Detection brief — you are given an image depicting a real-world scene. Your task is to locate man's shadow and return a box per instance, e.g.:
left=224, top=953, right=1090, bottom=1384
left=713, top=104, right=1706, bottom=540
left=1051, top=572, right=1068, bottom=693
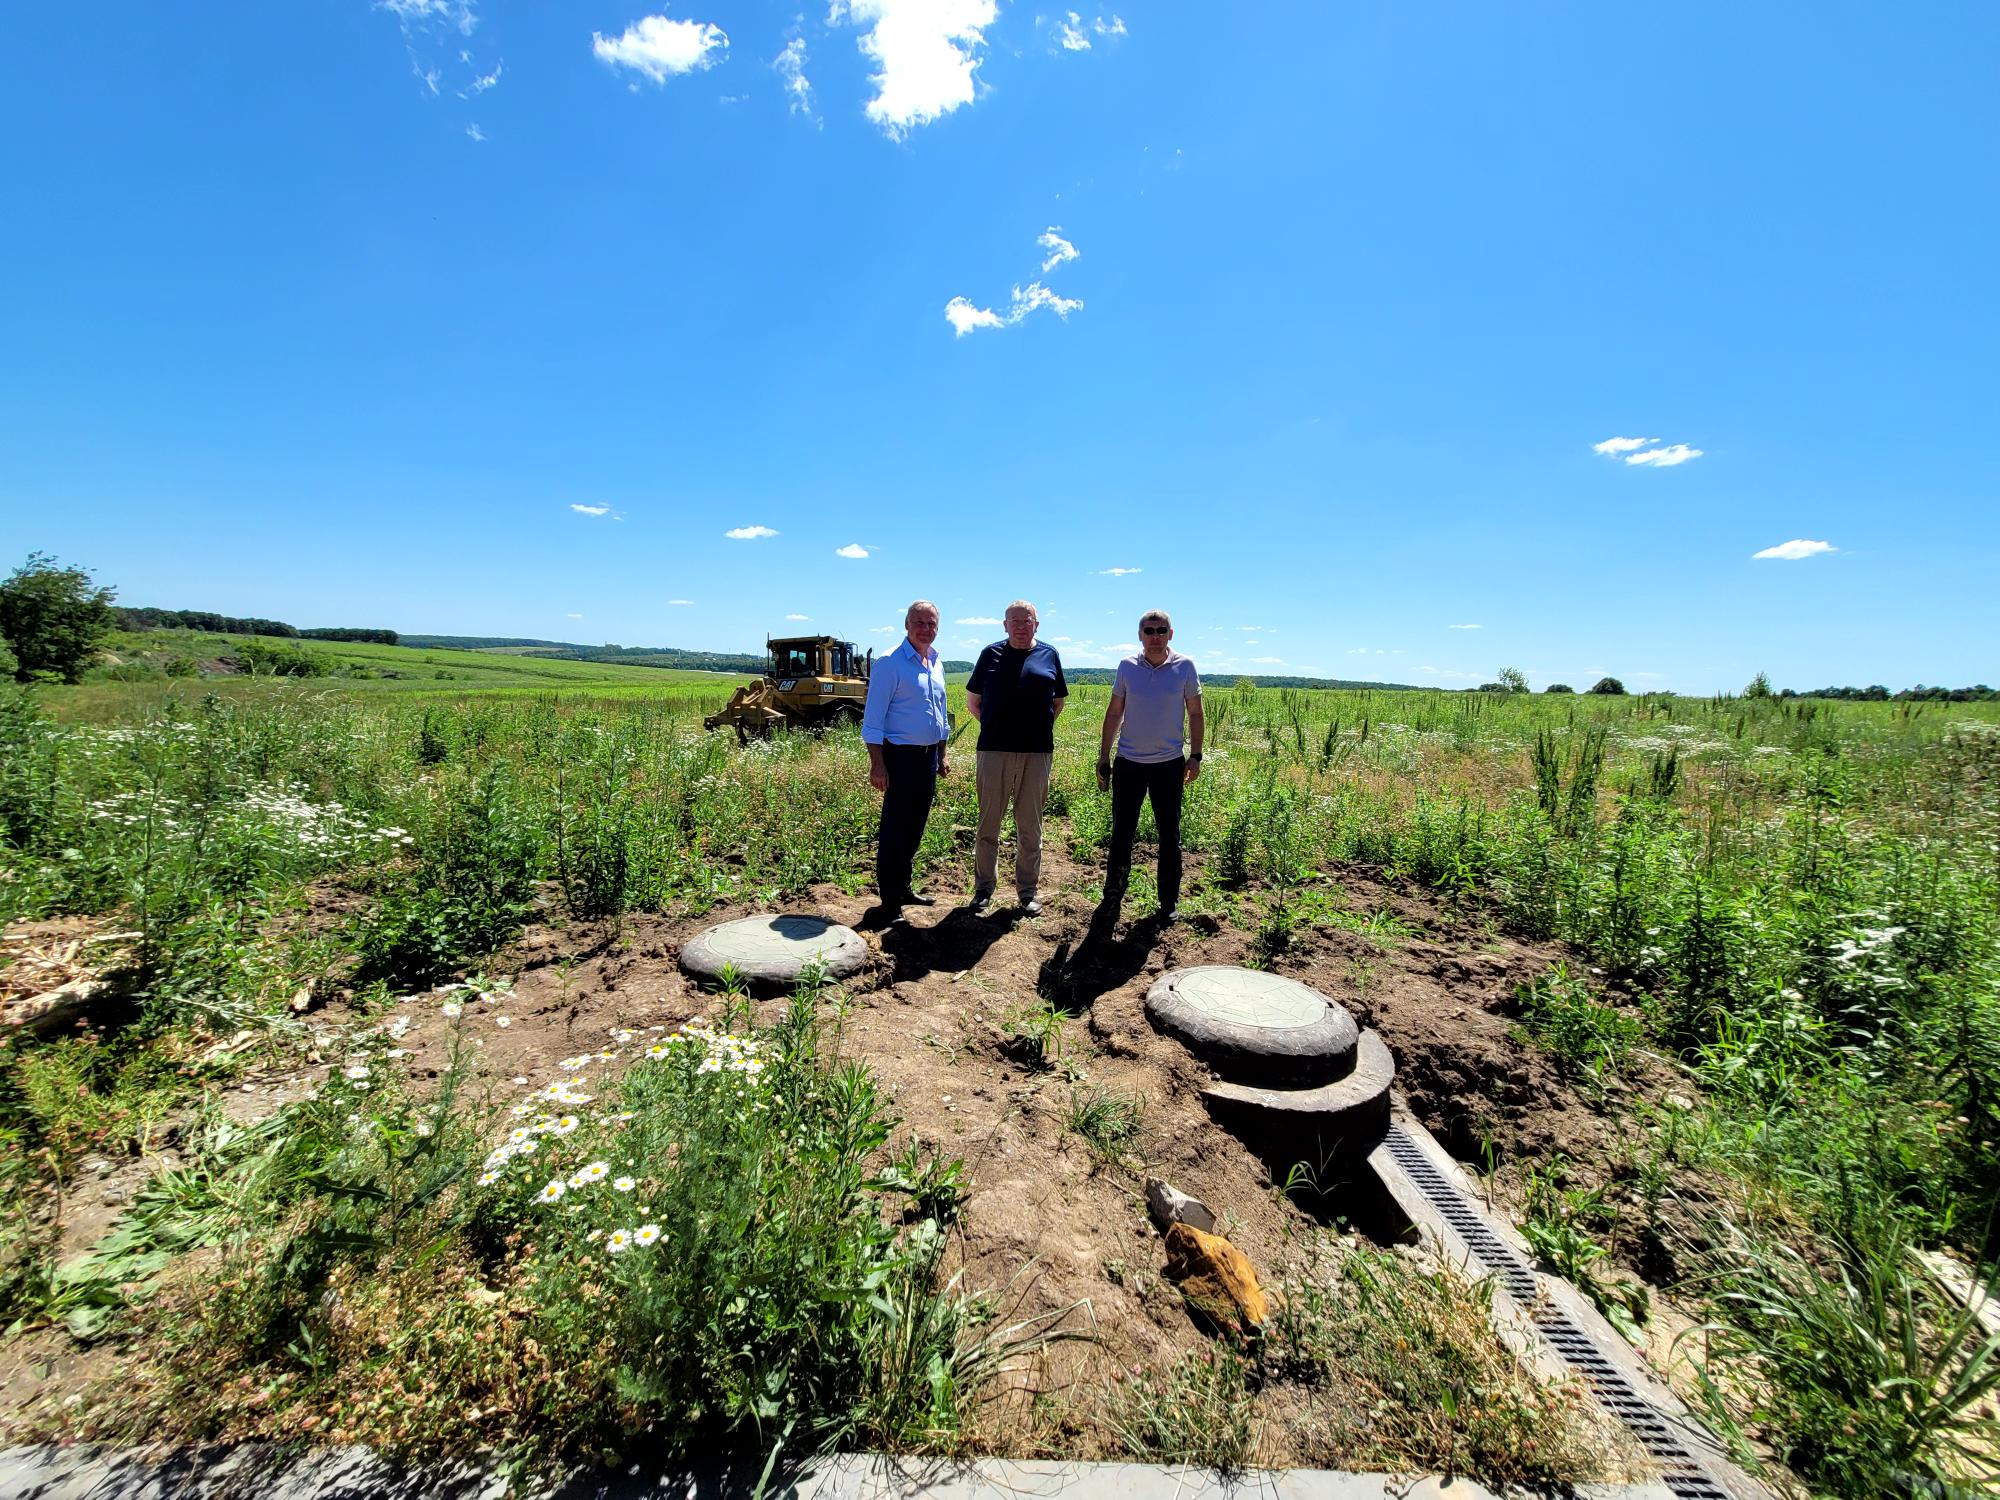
left=865, top=904, right=1018, bottom=984
left=1036, top=892, right=1159, bottom=1013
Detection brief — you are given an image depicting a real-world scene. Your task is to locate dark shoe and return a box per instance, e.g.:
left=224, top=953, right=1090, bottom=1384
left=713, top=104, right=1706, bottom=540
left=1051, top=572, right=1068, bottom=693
left=1158, top=907, right=1181, bottom=926
left=894, top=891, right=937, bottom=908
left=968, top=891, right=993, bottom=915
left=1019, top=896, right=1042, bottom=917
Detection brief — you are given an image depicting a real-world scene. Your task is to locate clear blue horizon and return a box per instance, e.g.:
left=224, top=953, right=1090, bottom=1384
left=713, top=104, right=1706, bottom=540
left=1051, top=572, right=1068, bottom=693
left=3, top=2, right=1994, bottom=694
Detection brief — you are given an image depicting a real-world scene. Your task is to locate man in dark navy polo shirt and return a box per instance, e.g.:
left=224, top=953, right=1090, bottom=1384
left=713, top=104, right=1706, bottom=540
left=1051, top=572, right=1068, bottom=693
left=965, top=600, right=1066, bottom=916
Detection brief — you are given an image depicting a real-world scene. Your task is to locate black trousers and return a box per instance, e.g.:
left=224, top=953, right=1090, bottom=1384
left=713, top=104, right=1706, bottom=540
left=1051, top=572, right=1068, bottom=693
left=876, top=742, right=941, bottom=900
left=1108, top=755, right=1186, bottom=908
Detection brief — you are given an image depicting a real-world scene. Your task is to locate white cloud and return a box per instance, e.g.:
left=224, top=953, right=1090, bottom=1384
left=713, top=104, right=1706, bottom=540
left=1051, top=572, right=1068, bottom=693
left=1011, top=282, right=1083, bottom=319
left=1448, top=623, right=1481, bottom=630
left=1753, top=539, right=1836, bottom=561
left=1038, top=227, right=1078, bottom=272
left=948, top=231, right=1085, bottom=336
left=785, top=613, right=811, bottom=621
left=593, top=13, right=729, bottom=84
left=944, top=281, right=1082, bottom=336
left=725, top=524, right=778, bottom=539
left=1097, top=566, right=1141, bottom=576
left=843, top=0, right=996, bottom=140
left=870, top=625, right=897, bottom=634
left=464, top=123, right=485, bottom=141
left=1625, top=442, right=1703, bottom=467
left=1108, top=642, right=1138, bottom=653
left=460, top=57, right=502, bottom=95
left=1051, top=635, right=1072, bottom=642
left=570, top=503, right=611, bottom=516
left=566, top=612, right=584, bottom=619
left=1592, top=435, right=1656, bottom=456
left=835, top=543, right=871, bottom=558
left=957, top=616, right=1002, bottom=625
left=666, top=598, right=694, bottom=605
left=773, top=35, right=816, bottom=121
left=381, top=0, right=477, bottom=34
left=1053, top=11, right=1123, bottom=50
left=944, top=297, right=1005, bottom=336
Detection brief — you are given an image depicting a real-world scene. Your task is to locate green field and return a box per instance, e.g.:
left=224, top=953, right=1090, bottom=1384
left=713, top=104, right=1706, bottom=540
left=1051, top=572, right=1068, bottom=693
left=78, top=629, right=760, bottom=707
left=3, top=670, right=1997, bottom=1493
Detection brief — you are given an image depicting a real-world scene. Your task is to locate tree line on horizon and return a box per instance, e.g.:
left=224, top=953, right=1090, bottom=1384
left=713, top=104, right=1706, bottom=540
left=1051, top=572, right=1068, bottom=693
left=1, top=554, right=1993, bottom=698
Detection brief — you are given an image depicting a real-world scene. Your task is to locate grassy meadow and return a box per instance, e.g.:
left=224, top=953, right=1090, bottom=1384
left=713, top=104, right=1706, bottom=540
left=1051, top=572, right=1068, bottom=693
left=2, top=651, right=1998, bottom=1495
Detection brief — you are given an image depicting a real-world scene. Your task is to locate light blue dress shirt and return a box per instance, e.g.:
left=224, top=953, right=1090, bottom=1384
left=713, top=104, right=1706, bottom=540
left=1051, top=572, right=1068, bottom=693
left=863, top=637, right=950, bottom=746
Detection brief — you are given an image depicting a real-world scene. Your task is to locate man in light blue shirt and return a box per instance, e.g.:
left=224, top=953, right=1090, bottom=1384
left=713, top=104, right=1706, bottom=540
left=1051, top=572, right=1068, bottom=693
left=862, top=600, right=951, bottom=910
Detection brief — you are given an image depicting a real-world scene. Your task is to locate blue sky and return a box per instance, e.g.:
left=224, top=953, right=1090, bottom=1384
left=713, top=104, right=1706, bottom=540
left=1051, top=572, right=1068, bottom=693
left=3, top=2, right=1994, bottom=692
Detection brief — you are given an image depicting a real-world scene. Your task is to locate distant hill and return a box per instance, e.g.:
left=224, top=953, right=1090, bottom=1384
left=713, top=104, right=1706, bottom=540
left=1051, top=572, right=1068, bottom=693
left=1060, top=666, right=1426, bottom=691
left=400, top=636, right=767, bottom=674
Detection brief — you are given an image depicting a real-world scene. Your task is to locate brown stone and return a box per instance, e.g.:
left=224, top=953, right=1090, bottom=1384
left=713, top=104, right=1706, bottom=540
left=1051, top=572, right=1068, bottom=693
left=1162, top=1221, right=1269, bottom=1334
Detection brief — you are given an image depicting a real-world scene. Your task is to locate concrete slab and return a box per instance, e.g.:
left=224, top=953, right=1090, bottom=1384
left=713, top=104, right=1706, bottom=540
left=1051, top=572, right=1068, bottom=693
left=679, top=915, right=868, bottom=990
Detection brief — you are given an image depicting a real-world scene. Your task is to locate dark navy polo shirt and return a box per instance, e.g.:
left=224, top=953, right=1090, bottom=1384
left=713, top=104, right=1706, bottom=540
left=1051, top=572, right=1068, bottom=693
left=967, top=641, right=1068, bottom=753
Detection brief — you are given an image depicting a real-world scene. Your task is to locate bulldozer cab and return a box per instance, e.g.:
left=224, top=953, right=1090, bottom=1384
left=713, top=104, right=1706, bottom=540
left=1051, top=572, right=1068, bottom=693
left=765, top=636, right=866, bottom=683
left=704, top=634, right=871, bottom=739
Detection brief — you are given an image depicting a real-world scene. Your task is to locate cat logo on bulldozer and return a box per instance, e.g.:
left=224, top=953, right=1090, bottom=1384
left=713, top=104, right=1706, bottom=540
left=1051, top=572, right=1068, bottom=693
left=704, top=636, right=871, bottom=741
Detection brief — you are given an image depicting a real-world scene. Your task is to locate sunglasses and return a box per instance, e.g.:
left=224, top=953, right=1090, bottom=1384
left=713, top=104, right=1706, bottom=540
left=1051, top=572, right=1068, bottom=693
left=1141, top=625, right=1170, bottom=636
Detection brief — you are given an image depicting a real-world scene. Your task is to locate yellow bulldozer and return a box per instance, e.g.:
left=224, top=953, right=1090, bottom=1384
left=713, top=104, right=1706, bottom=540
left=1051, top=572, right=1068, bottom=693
left=704, top=635, right=871, bottom=740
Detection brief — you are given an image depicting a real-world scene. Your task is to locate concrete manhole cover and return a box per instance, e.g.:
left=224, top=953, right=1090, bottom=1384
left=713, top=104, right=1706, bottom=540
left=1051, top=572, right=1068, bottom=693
left=1145, top=966, right=1359, bottom=1087
left=1173, top=968, right=1329, bottom=1029
left=679, top=915, right=868, bottom=989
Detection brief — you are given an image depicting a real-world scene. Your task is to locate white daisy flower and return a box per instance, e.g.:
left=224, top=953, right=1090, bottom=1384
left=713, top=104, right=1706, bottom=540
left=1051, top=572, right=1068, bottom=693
left=535, top=1179, right=566, bottom=1205
left=343, top=1064, right=370, bottom=1080
left=570, top=1161, right=610, bottom=1187
left=612, top=1176, right=637, bottom=1192
left=550, top=1115, right=580, bottom=1136
left=633, top=1224, right=662, bottom=1247
left=441, top=1002, right=463, bottom=1018
left=476, top=1171, right=499, bottom=1186
left=494, top=1016, right=512, bottom=1029
left=606, top=1229, right=633, bottom=1254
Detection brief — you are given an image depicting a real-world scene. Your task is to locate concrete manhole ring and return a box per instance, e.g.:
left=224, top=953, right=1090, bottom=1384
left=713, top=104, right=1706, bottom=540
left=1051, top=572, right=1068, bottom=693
left=1144, top=966, right=1359, bottom=1086
left=679, top=914, right=868, bottom=989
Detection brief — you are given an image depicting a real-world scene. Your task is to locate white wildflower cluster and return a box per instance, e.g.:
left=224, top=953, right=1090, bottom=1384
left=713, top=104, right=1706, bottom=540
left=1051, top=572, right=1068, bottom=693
left=235, top=781, right=415, bottom=857
left=1831, top=922, right=1907, bottom=989
left=89, top=789, right=187, bottom=831
left=659, top=1017, right=767, bottom=1081
left=526, top=1156, right=665, bottom=1257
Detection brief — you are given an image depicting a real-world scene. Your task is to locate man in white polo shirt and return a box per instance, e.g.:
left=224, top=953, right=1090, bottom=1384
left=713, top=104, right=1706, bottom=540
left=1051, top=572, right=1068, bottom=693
left=1095, top=608, right=1204, bottom=923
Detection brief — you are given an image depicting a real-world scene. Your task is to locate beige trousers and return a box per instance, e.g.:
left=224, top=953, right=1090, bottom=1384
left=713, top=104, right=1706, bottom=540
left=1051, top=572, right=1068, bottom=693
left=974, top=750, right=1053, bottom=898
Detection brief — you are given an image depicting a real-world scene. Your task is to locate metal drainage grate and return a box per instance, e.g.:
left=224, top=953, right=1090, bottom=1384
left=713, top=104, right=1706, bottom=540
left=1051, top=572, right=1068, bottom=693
left=1379, top=1127, right=1736, bottom=1500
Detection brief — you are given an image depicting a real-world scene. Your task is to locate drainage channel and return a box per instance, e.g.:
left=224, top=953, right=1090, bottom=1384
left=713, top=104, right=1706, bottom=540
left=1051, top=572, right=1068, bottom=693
left=1375, top=1125, right=1743, bottom=1500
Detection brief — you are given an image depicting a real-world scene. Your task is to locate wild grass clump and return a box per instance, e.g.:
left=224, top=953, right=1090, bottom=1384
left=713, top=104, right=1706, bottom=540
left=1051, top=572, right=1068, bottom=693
left=1514, top=961, right=1644, bottom=1098
left=1104, top=1345, right=1257, bottom=1470
left=1686, top=1220, right=2000, bottom=1497
left=1268, top=1244, right=1614, bottom=1489
left=1065, top=1085, right=1143, bottom=1163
